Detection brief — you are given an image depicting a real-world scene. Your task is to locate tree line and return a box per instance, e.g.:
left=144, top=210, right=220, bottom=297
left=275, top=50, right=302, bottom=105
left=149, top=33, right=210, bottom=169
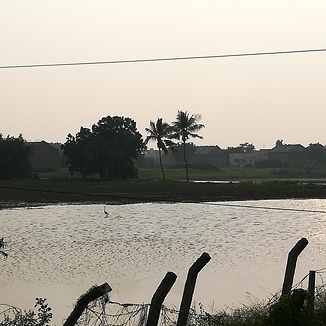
left=3, top=111, right=326, bottom=181
left=0, top=110, right=204, bottom=181
left=0, top=134, right=33, bottom=180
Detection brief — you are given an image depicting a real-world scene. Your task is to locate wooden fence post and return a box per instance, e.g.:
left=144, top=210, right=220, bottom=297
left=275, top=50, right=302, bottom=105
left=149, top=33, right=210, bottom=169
left=146, top=271, right=177, bottom=326
left=63, top=283, right=112, bottom=326
left=176, top=252, right=211, bottom=326
left=307, top=270, right=316, bottom=316
left=308, top=270, right=316, bottom=297
left=281, top=238, right=308, bottom=296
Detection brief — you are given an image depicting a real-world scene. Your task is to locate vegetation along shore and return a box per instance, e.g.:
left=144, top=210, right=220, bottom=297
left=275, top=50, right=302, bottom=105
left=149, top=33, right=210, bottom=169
left=1, top=167, right=326, bottom=209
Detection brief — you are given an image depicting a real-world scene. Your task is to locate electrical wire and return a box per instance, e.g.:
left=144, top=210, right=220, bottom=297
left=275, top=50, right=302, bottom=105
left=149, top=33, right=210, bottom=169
left=205, top=201, right=326, bottom=214
left=1, top=48, right=326, bottom=69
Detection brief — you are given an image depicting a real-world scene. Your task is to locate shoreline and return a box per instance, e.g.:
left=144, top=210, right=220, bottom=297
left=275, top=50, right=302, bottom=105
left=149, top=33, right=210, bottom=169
left=1, top=178, right=326, bottom=209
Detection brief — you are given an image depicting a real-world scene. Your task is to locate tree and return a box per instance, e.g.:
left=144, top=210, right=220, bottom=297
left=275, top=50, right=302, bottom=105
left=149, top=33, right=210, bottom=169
left=145, top=118, right=176, bottom=180
left=61, top=127, right=93, bottom=177
left=62, top=116, right=145, bottom=180
left=172, top=110, right=205, bottom=181
left=239, top=142, right=255, bottom=153
left=0, top=134, right=33, bottom=180
left=227, top=142, right=255, bottom=154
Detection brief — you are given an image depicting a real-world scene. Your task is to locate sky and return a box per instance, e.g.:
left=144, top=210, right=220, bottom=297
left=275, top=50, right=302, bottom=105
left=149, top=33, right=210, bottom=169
left=1, top=1, right=326, bottom=150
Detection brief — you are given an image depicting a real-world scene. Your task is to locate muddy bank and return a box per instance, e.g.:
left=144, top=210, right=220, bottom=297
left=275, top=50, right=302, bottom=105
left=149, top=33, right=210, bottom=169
left=1, top=179, right=326, bottom=209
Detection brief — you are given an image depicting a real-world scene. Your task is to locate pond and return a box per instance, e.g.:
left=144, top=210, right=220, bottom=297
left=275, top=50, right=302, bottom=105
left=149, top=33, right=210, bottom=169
left=1, top=199, right=326, bottom=324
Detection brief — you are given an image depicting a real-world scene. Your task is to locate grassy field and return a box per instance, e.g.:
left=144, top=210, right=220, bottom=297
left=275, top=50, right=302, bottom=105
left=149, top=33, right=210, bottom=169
left=36, top=166, right=248, bottom=180
left=138, top=166, right=264, bottom=180
left=37, top=166, right=326, bottom=181
left=1, top=167, right=326, bottom=209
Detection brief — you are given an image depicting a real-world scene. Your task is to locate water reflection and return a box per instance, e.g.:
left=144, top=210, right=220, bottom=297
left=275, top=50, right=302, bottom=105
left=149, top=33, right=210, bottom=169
left=1, top=199, right=326, bottom=324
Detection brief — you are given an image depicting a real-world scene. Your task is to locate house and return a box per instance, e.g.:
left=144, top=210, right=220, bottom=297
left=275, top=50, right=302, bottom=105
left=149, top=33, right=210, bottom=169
left=229, top=153, right=243, bottom=167
left=268, top=143, right=309, bottom=167
left=188, top=145, right=226, bottom=168
left=29, top=141, right=61, bottom=171
left=257, top=149, right=270, bottom=161
left=229, top=152, right=260, bottom=167
left=143, top=148, right=160, bottom=166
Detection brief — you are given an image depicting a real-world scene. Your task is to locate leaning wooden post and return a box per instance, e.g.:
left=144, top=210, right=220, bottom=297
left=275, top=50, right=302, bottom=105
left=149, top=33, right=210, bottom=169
left=63, top=283, right=112, bottom=326
left=281, top=238, right=308, bottom=296
left=146, top=271, right=177, bottom=326
left=176, top=252, right=211, bottom=326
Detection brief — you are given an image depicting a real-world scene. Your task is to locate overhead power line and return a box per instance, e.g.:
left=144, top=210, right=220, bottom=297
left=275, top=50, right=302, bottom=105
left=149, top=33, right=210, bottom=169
left=1, top=48, right=326, bottom=69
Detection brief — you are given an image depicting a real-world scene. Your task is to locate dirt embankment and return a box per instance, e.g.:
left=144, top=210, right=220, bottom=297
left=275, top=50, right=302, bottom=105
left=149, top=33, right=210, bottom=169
left=1, top=179, right=326, bottom=209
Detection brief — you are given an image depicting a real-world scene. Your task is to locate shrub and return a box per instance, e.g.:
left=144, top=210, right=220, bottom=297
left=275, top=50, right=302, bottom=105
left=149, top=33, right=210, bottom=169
left=0, top=298, right=52, bottom=326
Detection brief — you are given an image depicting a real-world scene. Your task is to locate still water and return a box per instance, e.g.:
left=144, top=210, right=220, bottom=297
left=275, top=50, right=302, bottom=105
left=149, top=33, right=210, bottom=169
left=1, top=199, right=326, bottom=324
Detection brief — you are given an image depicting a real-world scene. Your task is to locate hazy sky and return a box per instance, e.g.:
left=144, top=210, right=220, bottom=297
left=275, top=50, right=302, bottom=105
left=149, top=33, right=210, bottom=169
left=1, top=1, right=326, bottom=149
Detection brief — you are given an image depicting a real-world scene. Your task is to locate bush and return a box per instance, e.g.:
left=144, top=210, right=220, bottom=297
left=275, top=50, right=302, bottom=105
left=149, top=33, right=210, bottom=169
left=0, top=298, right=52, bottom=326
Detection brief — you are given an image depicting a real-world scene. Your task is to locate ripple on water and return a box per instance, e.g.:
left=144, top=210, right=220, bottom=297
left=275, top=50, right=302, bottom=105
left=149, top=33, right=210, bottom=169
left=1, top=199, right=326, bottom=322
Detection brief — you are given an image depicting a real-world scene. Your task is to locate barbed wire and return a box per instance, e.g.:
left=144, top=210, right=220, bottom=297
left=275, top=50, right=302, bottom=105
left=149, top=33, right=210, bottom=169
left=78, top=299, right=215, bottom=326
left=3, top=273, right=326, bottom=326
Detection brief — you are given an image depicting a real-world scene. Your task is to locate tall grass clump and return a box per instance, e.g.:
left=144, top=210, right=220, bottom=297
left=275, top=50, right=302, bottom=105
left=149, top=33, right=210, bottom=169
left=209, top=303, right=270, bottom=325
left=190, top=287, right=326, bottom=325
left=312, top=285, right=326, bottom=323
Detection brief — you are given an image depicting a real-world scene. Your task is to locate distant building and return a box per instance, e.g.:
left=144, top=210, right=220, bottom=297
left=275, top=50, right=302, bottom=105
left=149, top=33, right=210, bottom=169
left=141, top=143, right=314, bottom=169
left=143, top=148, right=160, bottom=166
left=268, top=143, right=309, bottom=167
left=188, top=145, right=226, bottom=168
left=257, top=149, right=270, bottom=161
left=29, top=141, right=61, bottom=171
left=229, top=152, right=260, bottom=167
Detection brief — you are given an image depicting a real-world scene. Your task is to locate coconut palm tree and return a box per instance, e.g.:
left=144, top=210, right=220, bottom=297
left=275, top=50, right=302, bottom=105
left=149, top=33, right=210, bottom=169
left=172, top=110, right=205, bottom=181
left=145, top=118, right=176, bottom=180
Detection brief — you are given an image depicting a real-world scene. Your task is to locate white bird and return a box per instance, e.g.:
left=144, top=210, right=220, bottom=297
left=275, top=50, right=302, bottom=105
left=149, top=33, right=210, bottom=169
left=103, top=206, right=109, bottom=217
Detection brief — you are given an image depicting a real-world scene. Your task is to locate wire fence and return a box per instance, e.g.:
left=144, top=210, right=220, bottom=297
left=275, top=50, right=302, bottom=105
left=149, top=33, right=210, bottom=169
left=65, top=272, right=326, bottom=326
left=2, top=254, right=326, bottom=326
left=74, top=298, right=221, bottom=326
left=1, top=285, right=326, bottom=326
left=0, top=299, right=223, bottom=326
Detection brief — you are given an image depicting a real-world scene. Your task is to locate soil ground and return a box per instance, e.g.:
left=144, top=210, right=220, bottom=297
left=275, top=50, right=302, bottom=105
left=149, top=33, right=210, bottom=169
left=1, top=179, right=326, bottom=209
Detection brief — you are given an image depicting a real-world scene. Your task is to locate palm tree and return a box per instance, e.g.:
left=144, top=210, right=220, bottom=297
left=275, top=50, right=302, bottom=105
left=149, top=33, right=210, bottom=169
left=145, top=118, right=176, bottom=180
left=172, top=110, right=205, bottom=181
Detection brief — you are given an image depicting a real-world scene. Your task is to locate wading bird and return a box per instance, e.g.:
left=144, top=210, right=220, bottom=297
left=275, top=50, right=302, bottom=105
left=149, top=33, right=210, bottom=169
left=0, top=237, right=8, bottom=257
left=104, top=206, right=109, bottom=217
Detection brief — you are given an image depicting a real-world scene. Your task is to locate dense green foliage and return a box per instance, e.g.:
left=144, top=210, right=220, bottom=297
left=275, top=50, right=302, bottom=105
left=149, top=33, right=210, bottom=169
left=0, top=134, right=32, bottom=180
left=61, top=116, right=145, bottom=180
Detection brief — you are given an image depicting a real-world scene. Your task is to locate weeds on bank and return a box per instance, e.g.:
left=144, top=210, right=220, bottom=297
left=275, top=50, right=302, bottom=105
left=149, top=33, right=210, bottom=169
left=195, top=287, right=326, bottom=326
left=0, top=298, right=52, bottom=326
left=3, top=288, right=326, bottom=325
